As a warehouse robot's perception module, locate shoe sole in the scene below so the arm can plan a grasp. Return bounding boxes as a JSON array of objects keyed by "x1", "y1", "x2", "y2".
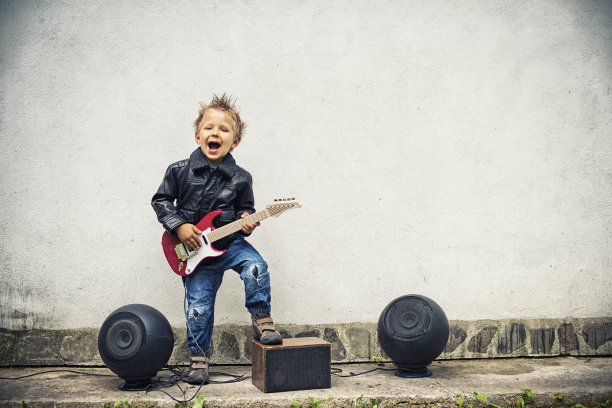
[
  {"x1": 186, "y1": 375, "x2": 209, "y2": 385},
  {"x1": 255, "y1": 334, "x2": 283, "y2": 345}
]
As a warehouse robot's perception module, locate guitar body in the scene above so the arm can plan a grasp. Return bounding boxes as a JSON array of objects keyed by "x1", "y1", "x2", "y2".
[
  {"x1": 161, "y1": 210, "x2": 226, "y2": 276},
  {"x1": 161, "y1": 200, "x2": 301, "y2": 277}
]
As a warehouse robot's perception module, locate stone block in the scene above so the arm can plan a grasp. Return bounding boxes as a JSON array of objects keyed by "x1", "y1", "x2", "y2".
[
  {"x1": 0, "y1": 330, "x2": 17, "y2": 365},
  {"x1": 296, "y1": 329, "x2": 320, "y2": 338},
  {"x1": 218, "y1": 331, "x2": 240, "y2": 361},
  {"x1": 530, "y1": 328, "x2": 555, "y2": 354},
  {"x1": 497, "y1": 323, "x2": 526, "y2": 354},
  {"x1": 444, "y1": 326, "x2": 467, "y2": 353},
  {"x1": 59, "y1": 329, "x2": 99, "y2": 364},
  {"x1": 467, "y1": 326, "x2": 497, "y2": 354},
  {"x1": 323, "y1": 327, "x2": 346, "y2": 360},
  {"x1": 346, "y1": 327, "x2": 371, "y2": 359},
  {"x1": 16, "y1": 332, "x2": 64, "y2": 365},
  {"x1": 558, "y1": 323, "x2": 579, "y2": 355},
  {"x1": 582, "y1": 322, "x2": 612, "y2": 350}
]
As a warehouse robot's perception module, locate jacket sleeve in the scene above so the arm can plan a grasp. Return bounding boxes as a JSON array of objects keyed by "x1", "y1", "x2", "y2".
[
  {"x1": 151, "y1": 164, "x2": 187, "y2": 234},
  {"x1": 233, "y1": 173, "x2": 256, "y2": 219},
  {"x1": 233, "y1": 173, "x2": 257, "y2": 237}
]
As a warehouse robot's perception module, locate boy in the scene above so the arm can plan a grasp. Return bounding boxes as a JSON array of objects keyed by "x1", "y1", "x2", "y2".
[{"x1": 152, "y1": 94, "x2": 282, "y2": 385}]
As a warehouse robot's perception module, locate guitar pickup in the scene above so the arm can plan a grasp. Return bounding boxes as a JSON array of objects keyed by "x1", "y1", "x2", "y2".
[{"x1": 174, "y1": 243, "x2": 196, "y2": 261}]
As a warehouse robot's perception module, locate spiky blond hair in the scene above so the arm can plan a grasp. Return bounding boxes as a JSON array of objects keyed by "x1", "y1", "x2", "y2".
[{"x1": 193, "y1": 94, "x2": 246, "y2": 142}]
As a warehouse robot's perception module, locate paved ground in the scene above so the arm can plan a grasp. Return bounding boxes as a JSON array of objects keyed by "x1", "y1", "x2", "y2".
[{"x1": 0, "y1": 357, "x2": 611, "y2": 407}]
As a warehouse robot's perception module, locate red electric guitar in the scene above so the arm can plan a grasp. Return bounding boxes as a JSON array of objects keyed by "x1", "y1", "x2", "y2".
[{"x1": 162, "y1": 199, "x2": 301, "y2": 276}]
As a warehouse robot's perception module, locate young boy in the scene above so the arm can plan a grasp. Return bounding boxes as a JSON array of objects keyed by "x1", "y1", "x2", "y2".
[{"x1": 151, "y1": 94, "x2": 282, "y2": 385}]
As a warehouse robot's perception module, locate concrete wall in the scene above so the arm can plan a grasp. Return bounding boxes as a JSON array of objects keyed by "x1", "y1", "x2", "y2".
[{"x1": 1, "y1": 1, "x2": 611, "y2": 335}]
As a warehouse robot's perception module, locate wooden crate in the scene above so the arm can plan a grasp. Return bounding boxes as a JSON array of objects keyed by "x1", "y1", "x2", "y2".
[{"x1": 251, "y1": 337, "x2": 331, "y2": 393}]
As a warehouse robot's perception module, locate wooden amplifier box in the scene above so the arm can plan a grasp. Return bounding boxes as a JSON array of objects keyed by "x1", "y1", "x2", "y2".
[{"x1": 251, "y1": 337, "x2": 331, "y2": 393}]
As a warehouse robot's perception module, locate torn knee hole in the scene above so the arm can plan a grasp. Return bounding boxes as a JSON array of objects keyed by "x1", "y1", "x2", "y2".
[{"x1": 188, "y1": 306, "x2": 205, "y2": 322}]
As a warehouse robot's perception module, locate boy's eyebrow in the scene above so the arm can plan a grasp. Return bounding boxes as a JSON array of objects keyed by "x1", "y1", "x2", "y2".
[
  {"x1": 203, "y1": 122, "x2": 232, "y2": 128},
  {"x1": 202, "y1": 120, "x2": 231, "y2": 125}
]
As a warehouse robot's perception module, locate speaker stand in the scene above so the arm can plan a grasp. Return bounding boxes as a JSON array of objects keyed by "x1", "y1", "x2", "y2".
[
  {"x1": 118, "y1": 379, "x2": 152, "y2": 391},
  {"x1": 394, "y1": 363, "x2": 432, "y2": 378}
]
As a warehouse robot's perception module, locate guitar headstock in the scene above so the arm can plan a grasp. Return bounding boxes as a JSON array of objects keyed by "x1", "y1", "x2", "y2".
[{"x1": 266, "y1": 198, "x2": 302, "y2": 218}]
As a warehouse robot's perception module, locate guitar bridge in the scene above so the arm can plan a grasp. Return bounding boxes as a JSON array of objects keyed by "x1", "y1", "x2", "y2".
[{"x1": 174, "y1": 243, "x2": 196, "y2": 261}]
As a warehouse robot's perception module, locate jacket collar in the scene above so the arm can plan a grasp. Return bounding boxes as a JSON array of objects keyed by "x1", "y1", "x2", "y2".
[{"x1": 189, "y1": 148, "x2": 239, "y2": 178}]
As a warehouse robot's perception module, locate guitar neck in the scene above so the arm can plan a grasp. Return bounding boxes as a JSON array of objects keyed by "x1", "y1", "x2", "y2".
[{"x1": 206, "y1": 210, "x2": 270, "y2": 243}]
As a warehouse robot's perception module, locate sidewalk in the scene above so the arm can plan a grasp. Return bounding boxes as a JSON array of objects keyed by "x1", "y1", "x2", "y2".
[{"x1": 1, "y1": 357, "x2": 611, "y2": 407}]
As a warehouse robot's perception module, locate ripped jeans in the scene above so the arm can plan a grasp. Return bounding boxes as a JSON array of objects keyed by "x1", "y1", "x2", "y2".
[{"x1": 182, "y1": 236, "x2": 271, "y2": 354}]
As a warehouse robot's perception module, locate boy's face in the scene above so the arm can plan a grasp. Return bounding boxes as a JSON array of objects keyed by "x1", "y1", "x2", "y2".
[{"x1": 195, "y1": 108, "x2": 240, "y2": 167}]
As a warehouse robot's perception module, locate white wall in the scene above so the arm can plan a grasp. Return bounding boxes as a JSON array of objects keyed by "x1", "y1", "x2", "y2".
[{"x1": 1, "y1": 0, "x2": 610, "y2": 330}]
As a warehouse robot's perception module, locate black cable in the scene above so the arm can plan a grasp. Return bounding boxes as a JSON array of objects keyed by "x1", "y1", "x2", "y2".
[
  {"x1": 144, "y1": 363, "x2": 247, "y2": 406},
  {"x1": 1, "y1": 365, "x2": 391, "y2": 381},
  {"x1": 146, "y1": 367, "x2": 203, "y2": 407},
  {"x1": 331, "y1": 366, "x2": 396, "y2": 377},
  {"x1": 0, "y1": 369, "x2": 115, "y2": 380},
  {"x1": 208, "y1": 371, "x2": 248, "y2": 384}
]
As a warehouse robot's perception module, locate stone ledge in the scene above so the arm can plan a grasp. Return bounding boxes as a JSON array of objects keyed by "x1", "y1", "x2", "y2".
[
  {"x1": 0, "y1": 317, "x2": 610, "y2": 366},
  {"x1": 2, "y1": 357, "x2": 611, "y2": 408}
]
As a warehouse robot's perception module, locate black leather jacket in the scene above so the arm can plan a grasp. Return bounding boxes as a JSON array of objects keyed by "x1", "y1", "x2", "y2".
[{"x1": 151, "y1": 148, "x2": 255, "y2": 249}]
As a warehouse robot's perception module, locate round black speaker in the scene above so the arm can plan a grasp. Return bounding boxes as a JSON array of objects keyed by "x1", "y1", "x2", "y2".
[
  {"x1": 377, "y1": 294, "x2": 449, "y2": 378},
  {"x1": 98, "y1": 304, "x2": 174, "y2": 390}
]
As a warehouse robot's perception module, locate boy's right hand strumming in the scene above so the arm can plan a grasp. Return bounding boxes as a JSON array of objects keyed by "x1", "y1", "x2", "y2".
[{"x1": 176, "y1": 223, "x2": 202, "y2": 251}]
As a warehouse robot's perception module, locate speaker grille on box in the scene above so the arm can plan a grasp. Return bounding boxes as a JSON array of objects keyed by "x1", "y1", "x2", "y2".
[{"x1": 252, "y1": 337, "x2": 331, "y2": 393}]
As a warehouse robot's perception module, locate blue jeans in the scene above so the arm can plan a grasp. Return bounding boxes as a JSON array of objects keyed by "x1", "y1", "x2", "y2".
[{"x1": 182, "y1": 236, "x2": 271, "y2": 354}]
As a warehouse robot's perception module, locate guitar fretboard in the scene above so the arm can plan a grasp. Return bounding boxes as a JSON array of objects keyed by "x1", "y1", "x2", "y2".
[{"x1": 206, "y1": 210, "x2": 270, "y2": 243}]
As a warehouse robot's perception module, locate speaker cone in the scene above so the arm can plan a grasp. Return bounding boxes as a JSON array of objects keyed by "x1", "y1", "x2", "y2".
[{"x1": 100, "y1": 313, "x2": 145, "y2": 362}]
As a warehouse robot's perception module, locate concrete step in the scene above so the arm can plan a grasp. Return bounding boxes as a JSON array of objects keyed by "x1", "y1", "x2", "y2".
[{"x1": 1, "y1": 357, "x2": 611, "y2": 407}]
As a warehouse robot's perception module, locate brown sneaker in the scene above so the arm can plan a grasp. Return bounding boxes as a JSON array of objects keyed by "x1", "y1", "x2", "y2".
[
  {"x1": 252, "y1": 313, "x2": 283, "y2": 345},
  {"x1": 186, "y1": 351, "x2": 209, "y2": 385}
]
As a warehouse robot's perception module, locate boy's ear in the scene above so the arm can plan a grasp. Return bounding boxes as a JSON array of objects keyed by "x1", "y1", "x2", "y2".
[{"x1": 231, "y1": 136, "x2": 241, "y2": 149}]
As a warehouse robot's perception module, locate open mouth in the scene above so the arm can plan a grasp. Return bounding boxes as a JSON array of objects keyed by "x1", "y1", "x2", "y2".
[{"x1": 207, "y1": 141, "x2": 221, "y2": 152}]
